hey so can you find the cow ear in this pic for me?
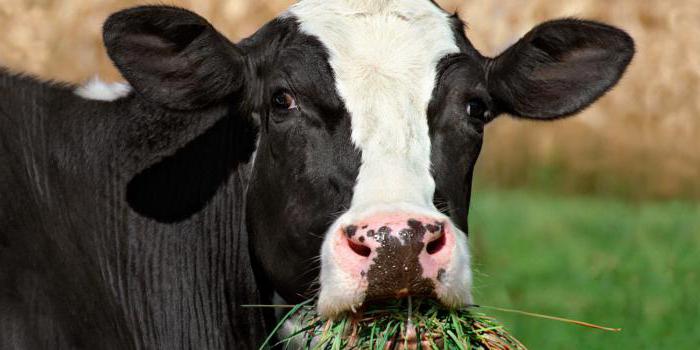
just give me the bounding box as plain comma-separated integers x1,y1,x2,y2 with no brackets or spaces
103,6,245,110
126,109,258,223
486,19,634,119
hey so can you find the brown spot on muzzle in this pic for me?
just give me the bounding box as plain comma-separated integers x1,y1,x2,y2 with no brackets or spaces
365,220,435,301
425,221,443,234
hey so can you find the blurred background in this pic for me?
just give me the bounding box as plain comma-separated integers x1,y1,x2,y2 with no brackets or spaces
1,0,697,348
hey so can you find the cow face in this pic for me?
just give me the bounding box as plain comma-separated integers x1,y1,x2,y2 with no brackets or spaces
105,2,633,319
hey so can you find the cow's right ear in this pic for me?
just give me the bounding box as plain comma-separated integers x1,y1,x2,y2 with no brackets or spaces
104,6,245,110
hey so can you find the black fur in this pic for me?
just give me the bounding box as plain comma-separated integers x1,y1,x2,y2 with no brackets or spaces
486,19,635,119
104,6,246,110
243,18,361,305
0,4,634,349
0,68,265,348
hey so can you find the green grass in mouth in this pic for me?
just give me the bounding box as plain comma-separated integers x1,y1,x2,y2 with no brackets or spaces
258,298,527,350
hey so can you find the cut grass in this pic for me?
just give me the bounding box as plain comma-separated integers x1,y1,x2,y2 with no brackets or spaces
258,298,526,350
250,298,621,349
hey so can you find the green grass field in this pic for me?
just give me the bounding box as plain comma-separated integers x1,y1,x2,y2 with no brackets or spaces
468,190,700,349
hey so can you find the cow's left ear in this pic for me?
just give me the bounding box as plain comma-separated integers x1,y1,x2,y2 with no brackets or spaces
104,6,245,110
486,19,634,119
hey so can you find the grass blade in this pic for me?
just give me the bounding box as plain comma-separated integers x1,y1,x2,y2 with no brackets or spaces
475,305,621,332
258,299,313,350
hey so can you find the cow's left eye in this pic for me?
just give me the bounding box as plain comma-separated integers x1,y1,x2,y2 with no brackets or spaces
466,98,488,120
272,91,298,110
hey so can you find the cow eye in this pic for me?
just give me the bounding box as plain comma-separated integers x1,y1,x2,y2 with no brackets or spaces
272,91,297,110
466,98,488,120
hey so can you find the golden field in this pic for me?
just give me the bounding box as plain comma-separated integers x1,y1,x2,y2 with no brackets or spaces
0,0,697,199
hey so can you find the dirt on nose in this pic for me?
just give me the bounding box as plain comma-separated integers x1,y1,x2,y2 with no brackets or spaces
365,219,435,301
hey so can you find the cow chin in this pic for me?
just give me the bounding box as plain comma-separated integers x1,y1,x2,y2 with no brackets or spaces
316,206,473,319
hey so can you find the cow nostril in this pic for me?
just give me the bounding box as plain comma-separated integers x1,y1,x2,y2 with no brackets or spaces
347,238,371,257
426,232,446,255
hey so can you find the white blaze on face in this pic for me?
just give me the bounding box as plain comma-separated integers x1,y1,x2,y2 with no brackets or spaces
290,0,459,211
290,0,468,317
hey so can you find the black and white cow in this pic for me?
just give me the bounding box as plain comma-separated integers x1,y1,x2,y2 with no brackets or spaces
0,1,633,348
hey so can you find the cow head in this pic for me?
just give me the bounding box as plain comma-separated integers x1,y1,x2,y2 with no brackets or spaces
105,1,633,320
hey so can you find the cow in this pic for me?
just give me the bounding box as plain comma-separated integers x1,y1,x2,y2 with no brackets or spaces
0,1,634,348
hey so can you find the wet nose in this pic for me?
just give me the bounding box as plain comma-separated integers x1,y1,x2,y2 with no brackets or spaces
337,214,454,301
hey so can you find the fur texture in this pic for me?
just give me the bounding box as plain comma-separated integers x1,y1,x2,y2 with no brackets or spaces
74,76,131,101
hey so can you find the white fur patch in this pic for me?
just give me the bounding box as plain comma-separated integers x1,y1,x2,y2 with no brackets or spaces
291,0,458,211
75,76,131,101
291,0,467,318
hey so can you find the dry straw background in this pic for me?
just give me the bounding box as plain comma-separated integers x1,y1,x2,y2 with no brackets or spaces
1,0,698,200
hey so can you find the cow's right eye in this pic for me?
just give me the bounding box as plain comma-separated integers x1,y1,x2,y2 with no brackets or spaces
466,98,488,120
272,91,298,110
